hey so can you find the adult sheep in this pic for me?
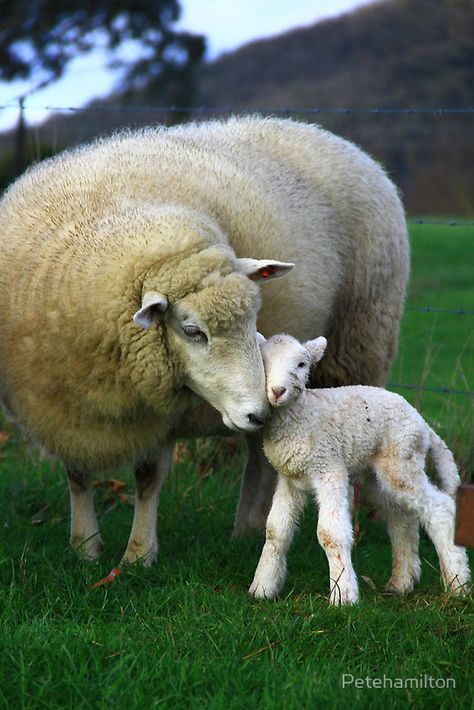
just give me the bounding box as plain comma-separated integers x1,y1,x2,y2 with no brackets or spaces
0,116,409,564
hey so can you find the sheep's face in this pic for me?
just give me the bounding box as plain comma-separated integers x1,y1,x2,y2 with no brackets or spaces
260,334,327,408
133,252,294,433
168,303,267,432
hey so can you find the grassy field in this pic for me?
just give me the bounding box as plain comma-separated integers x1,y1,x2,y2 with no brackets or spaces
0,222,473,709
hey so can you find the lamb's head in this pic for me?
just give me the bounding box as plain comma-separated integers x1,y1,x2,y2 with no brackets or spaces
133,240,293,433
259,333,327,407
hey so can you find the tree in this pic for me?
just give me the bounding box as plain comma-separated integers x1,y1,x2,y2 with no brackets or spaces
0,0,205,97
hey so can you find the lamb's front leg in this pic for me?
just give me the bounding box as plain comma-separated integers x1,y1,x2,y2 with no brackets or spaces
249,476,306,599
66,466,103,560
313,467,359,605
122,445,173,566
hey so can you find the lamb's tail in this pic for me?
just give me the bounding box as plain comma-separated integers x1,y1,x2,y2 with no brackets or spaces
427,428,460,499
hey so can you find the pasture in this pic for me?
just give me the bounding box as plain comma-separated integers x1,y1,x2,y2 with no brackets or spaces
0,222,473,709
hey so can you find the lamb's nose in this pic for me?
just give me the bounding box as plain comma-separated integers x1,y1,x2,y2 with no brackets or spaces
271,386,286,400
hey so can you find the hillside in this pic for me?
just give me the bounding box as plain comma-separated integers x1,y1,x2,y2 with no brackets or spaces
198,0,473,109
1,0,473,214
196,0,473,215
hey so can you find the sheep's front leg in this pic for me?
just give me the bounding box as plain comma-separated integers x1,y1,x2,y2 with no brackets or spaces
313,467,359,605
233,434,277,537
249,476,306,599
66,466,103,560
122,445,173,567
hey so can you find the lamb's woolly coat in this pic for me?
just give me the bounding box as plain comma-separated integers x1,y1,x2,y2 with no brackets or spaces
0,116,408,471
250,334,470,603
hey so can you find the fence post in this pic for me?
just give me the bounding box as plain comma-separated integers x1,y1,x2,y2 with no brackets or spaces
455,485,474,548
14,96,26,178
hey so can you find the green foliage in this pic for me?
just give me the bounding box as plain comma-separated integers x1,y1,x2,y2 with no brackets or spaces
0,0,205,95
0,222,473,707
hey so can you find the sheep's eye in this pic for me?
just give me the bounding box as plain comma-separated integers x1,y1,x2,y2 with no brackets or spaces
298,362,306,368
182,324,207,342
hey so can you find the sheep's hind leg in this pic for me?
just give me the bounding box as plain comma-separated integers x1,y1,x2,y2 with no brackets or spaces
66,466,104,560
233,434,277,537
374,457,470,595
313,466,359,605
249,476,306,599
121,445,173,567
364,479,421,593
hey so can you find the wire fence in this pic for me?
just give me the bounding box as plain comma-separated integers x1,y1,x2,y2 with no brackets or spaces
1,103,473,115
0,100,472,399
389,384,474,397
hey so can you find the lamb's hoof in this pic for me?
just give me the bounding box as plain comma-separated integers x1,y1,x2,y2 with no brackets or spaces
71,533,104,561
447,578,471,596
329,587,359,606
249,579,278,600
384,572,418,594
384,580,412,595
121,540,158,567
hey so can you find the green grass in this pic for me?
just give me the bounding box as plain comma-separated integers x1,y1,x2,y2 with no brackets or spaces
0,222,473,709
392,222,474,474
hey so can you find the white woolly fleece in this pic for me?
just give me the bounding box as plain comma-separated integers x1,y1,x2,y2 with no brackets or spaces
250,334,470,604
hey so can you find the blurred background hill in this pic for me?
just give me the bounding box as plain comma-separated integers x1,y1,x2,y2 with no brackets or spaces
0,0,472,214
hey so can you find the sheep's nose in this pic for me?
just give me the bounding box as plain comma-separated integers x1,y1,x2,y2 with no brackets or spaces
271,386,287,400
248,412,266,427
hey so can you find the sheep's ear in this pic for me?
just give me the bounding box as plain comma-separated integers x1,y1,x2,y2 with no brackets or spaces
305,336,327,364
237,258,294,282
256,332,267,346
133,291,168,329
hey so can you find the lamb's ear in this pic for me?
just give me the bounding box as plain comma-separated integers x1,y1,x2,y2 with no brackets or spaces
256,332,267,347
237,258,294,282
133,291,168,329
305,336,327,364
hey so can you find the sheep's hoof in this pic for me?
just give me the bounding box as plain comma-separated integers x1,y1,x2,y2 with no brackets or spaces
121,540,158,567
71,533,104,561
232,514,267,538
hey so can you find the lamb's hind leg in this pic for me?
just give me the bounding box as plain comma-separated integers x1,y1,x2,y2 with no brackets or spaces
122,445,173,567
364,478,421,593
313,466,359,605
249,476,306,599
374,456,470,595
66,466,104,560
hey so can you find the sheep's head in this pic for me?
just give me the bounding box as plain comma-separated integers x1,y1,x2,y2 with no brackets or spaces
133,244,293,433
259,333,327,408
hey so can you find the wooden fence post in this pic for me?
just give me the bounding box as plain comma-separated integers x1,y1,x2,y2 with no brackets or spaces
14,96,26,178
455,485,474,548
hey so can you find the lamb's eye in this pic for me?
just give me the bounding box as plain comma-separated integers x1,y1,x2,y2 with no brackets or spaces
182,324,207,342
298,362,306,368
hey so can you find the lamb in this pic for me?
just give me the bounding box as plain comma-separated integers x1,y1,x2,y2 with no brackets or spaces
249,333,470,604
0,116,409,565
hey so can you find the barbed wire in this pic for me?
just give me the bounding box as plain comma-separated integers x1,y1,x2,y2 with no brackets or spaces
406,306,474,315
389,383,474,397
1,103,473,116
407,219,474,228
